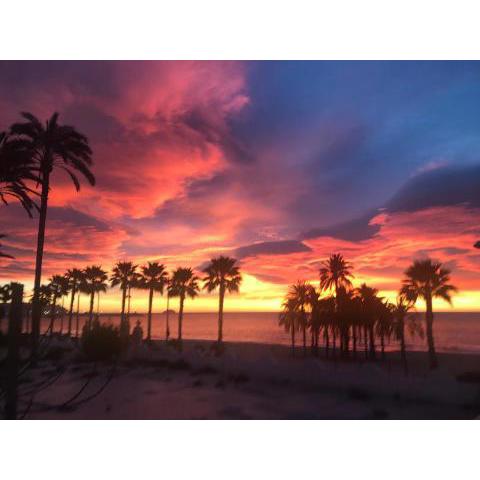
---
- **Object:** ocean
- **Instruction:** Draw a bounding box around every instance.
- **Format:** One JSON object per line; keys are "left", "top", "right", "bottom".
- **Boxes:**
{"left": 33, "top": 310, "right": 480, "bottom": 354}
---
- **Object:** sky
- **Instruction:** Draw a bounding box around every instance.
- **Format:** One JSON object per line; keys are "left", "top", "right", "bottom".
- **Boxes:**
{"left": 1, "top": 60, "right": 480, "bottom": 312}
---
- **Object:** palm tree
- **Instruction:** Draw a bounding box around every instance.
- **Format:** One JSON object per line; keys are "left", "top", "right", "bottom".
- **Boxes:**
{"left": 110, "top": 261, "right": 138, "bottom": 337}
{"left": 376, "top": 299, "right": 394, "bottom": 360}
{"left": 400, "top": 258, "right": 457, "bottom": 369}
{"left": 391, "top": 295, "right": 414, "bottom": 373}
{"left": 279, "top": 297, "right": 299, "bottom": 355}
{"left": 355, "top": 283, "right": 380, "bottom": 359}
{"left": 82, "top": 266, "right": 108, "bottom": 330}
{"left": 202, "top": 256, "right": 242, "bottom": 343}
{"left": 10, "top": 112, "right": 95, "bottom": 352}
{"left": 138, "top": 262, "right": 168, "bottom": 341}
{"left": 35, "top": 284, "right": 52, "bottom": 333}
{"left": 285, "top": 281, "right": 311, "bottom": 356}
{"left": 65, "top": 268, "right": 83, "bottom": 337}
{"left": 0, "top": 130, "right": 38, "bottom": 216}
{"left": 47, "top": 275, "right": 68, "bottom": 334}
{"left": 168, "top": 267, "right": 199, "bottom": 344}
{"left": 319, "top": 253, "right": 353, "bottom": 353}
{"left": 319, "top": 253, "right": 353, "bottom": 296}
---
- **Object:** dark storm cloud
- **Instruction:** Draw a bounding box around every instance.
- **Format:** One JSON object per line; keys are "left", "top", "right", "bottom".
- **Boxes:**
{"left": 235, "top": 240, "right": 312, "bottom": 259}
{"left": 386, "top": 164, "right": 480, "bottom": 212}
{"left": 302, "top": 211, "right": 380, "bottom": 242}
{"left": 181, "top": 108, "right": 254, "bottom": 164}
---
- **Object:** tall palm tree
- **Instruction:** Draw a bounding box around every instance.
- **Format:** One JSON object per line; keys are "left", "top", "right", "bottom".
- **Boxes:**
{"left": 279, "top": 297, "right": 299, "bottom": 355}
{"left": 0, "top": 130, "right": 38, "bottom": 216}
{"left": 47, "top": 275, "right": 68, "bottom": 335}
{"left": 355, "top": 283, "right": 380, "bottom": 359}
{"left": 285, "top": 281, "right": 311, "bottom": 356}
{"left": 202, "top": 256, "right": 242, "bottom": 343}
{"left": 10, "top": 112, "right": 95, "bottom": 351}
{"left": 319, "top": 253, "right": 353, "bottom": 297}
{"left": 168, "top": 267, "right": 199, "bottom": 344}
{"left": 138, "top": 262, "right": 168, "bottom": 341}
{"left": 319, "top": 253, "right": 354, "bottom": 353}
{"left": 110, "top": 261, "right": 138, "bottom": 337}
{"left": 391, "top": 295, "right": 414, "bottom": 374}
{"left": 35, "top": 284, "right": 52, "bottom": 333}
{"left": 65, "top": 268, "right": 83, "bottom": 337}
{"left": 400, "top": 258, "right": 457, "bottom": 369}
{"left": 82, "top": 266, "right": 108, "bottom": 330}
{"left": 376, "top": 299, "right": 394, "bottom": 360}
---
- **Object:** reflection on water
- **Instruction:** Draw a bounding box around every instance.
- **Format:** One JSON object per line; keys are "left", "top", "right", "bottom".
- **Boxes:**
{"left": 31, "top": 311, "right": 480, "bottom": 354}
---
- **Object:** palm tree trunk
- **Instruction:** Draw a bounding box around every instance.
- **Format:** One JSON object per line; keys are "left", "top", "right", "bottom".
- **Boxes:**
{"left": 364, "top": 325, "right": 368, "bottom": 358}
{"left": 75, "top": 293, "right": 80, "bottom": 337}
{"left": 400, "top": 321, "right": 408, "bottom": 374}
{"left": 68, "top": 286, "right": 76, "bottom": 337}
{"left": 147, "top": 287, "right": 153, "bottom": 341}
{"left": 380, "top": 333, "right": 385, "bottom": 360}
{"left": 120, "top": 286, "right": 128, "bottom": 338}
{"left": 332, "top": 327, "right": 336, "bottom": 357}
{"left": 425, "top": 294, "right": 438, "bottom": 369}
{"left": 324, "top": 327, "right": 329, "bottom": 358}
{"left": 291, "top": 324, "right": 295, "bottom": 356}
{"left": 165, "top": 292, "right": 170, "bottom": 342}
{"left": 369, "top": 324, "right": 376, "bottom": 359}
{"left": 302, "top": 324, "right": 307, "bottom": 356}
{"left": 60, "top": 297, "right": 65, "bottom": 334}
{"left": 218, "top": 284, "right": 225, "bottom": 343}
{"left": 178, "top": 294, "right": 184, "bottom": 342}
{"left": 88, "top": 292, "right": 94, "bottom": 330}
{"left": 352, "top": 325, "right": 357, "bottom": 357}
{"left": 49, "top": 295, "right": 57, "bottom": 335}
{"left": 31, "top": 174, "right": 50, "bottom": 357}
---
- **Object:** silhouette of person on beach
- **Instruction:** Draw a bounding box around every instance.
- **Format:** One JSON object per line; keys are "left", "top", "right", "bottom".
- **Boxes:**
{"left": 132, "top": 320, "right": 143, "bottom": 346}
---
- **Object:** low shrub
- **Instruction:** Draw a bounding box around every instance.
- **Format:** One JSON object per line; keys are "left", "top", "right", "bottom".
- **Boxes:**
{"left": 81, "top": 322, "right": 123, "bottom": 362}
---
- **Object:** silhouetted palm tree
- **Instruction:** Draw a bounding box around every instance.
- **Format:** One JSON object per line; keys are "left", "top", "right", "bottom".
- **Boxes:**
{"left": 279, "top": 297, "right": 299, "bottom": 355}
{"left": 110, "top": 261, "right": 138, "bottom": 337}
{"left": 168, "top": 267, "right": 199, "bottom": 344}
{"left": 391, "top": 295, "right": 414, "bottom": 373}
{"left": 202, "top": 256, "right": 242, "bottom": 343}
{"left": 376, "top": 299, "right": 394, "bottom": 360}
{"left": 319, "top": 253, "right": 353, "bottom": 296}
{"left": 11, "top": 113, "right": 94, "bottom": 352}
{"left": 36, "top": 284, "right": 52, "bottom": 332}
{"left": 47, "top": 275, "right": 68, "bottom": 334}
{"left": 138, "top": 262, "right": 168, "bottom": 341}
{"left": 65, "top": 268, "right": 83, "bottom": 337}
{"left": 400, "top": 258, "right": 457, "bottom": 369}
{"left": 0, "top": 130, "right": 38, "bottom": 216}
{"left": 355, "top": 283, "right": 380, "bottom": 359}
{"left": 285, "top": 281, "right": 311, "bottom": 356}
{"left": 82, "top": 266, "right": 108, "bottom": 330}
{"left": 319, "top": 253, "right": 354, "bottom": 353}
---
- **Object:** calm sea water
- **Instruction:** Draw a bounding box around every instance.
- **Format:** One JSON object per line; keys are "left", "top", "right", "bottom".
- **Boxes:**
{"left": 34, "top": 311, "right": 480, "bottom": 354}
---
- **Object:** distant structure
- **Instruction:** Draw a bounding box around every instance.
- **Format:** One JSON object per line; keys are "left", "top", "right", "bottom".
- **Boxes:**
{"left": 475, "top": 241, "right": 480, "bottom": 249}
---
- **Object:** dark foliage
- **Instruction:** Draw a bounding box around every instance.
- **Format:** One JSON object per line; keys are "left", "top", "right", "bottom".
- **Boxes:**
{"left": 81, "top": 322, "right": 123, "bottom": 362}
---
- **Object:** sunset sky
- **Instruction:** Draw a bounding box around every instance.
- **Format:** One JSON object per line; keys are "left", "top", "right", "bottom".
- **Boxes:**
{"left": 1, "top": 60, "right": 480, "bottom": 312}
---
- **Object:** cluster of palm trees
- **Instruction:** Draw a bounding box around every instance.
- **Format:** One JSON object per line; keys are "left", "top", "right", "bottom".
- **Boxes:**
{"left": 279, "top": 253, "right": 456, "bottom": 370}
{"left": 0, "top": 111, "right": 245, "bottom": 352}
{"left": 0, "top": 112, "right": 95, "bottom": 358}
{"left": 22, "top": 255, "right": 242, "bottom": 346}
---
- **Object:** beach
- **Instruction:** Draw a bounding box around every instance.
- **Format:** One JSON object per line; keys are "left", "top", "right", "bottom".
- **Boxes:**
{"left": 11, "top": 338, "right": 480, "bottom": 420}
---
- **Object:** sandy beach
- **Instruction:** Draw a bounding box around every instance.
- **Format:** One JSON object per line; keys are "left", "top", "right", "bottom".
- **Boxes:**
{"left": 7, "top": 338, "right": 479, "bottom": 420}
